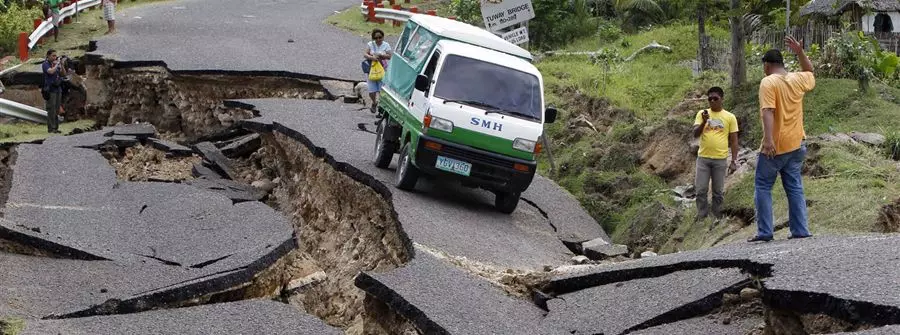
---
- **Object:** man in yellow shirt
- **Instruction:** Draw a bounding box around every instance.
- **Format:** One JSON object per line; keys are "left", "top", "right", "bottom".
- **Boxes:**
{"left": 693, "top": 86, "right": 739, "bottom": 222}
{"left": 748, "top": 36, "right": 815, "bottom": 242}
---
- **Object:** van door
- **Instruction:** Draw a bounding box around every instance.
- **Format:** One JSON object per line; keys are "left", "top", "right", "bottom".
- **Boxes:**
{"left": 409, "top": 49, "right": 442, "bottom": 124}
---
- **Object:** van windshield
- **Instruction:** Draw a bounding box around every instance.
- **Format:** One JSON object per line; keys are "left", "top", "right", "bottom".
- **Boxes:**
{"left": 432, "top": 55, "right": 542, "bottom": 121}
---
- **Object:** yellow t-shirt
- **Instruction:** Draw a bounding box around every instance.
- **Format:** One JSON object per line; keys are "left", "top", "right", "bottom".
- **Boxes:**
{"left": 759, "top": 71, "right": 815, "bottom": 155}
{"left": 694, "top": 109, "right": 739, "bottom": 159}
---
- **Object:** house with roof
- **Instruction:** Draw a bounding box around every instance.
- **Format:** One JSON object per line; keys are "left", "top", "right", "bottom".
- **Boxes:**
{"left": 800, "top": 0, "right": 900, "bottom": 51}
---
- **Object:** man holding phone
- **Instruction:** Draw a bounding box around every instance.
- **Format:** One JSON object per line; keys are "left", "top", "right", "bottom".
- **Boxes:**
{"left": 692, "top": 86, "right": 739, "bottom": 223}
{"left": 42, "top": 49, "right": 66, "bottom": 134}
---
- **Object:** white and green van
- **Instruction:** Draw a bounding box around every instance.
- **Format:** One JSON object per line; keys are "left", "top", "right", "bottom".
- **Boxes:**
{"left": 372, "top": 14, "right": 557, "bottom": 214}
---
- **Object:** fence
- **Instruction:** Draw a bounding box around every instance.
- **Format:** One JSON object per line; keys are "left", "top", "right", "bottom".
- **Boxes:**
{"left": 750, "top": 24, "right": 899, "bottom": 53}
{"left": 358, "top": 0, "right": 452, "bottom": 26}
{"left": 17, "top": 0, "right": 103, "bottom": 61}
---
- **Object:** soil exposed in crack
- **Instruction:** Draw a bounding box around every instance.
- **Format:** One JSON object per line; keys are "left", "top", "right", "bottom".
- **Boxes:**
{"left": 228, "top": 132, "right": 413, "bottom": 333}
{"left": 102, "top": 145, "right": 201, "bottom": 182}
{"left": 82, "top": 62, "right": 328, "bottom": 142}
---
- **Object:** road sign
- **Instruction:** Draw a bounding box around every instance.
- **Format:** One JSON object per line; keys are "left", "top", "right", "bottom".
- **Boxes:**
{"left": 480, "top": 0, "right": 535, "bottom": 32}
{"left": 501, "top": 26, "right": 529, "bottom": 45}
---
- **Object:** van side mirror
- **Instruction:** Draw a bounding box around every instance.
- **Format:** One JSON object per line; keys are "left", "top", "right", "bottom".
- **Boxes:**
{"left": 415, "top": 74, "right": 429, "bottom": 92}
{"left": 544, "top": 106, "right": 558, "bottom": 124}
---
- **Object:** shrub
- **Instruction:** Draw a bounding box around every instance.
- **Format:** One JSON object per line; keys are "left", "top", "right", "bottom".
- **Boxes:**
{"left": 0, "top": 3, "right": 43, "bottom": 56}
{"left": 597, "top": 20, "right": 623, "bottom": 43}
{"left": 885, "top": 130, "right": 900, "bottom": 161}
{"left": 817, "top": 30, "right": 900, "bottom": 91}
{"left": 447, "top": 0, "right": 482, "bottom": 26}
{"left": 530, "top": 0, "right": 597, "bottom": 50}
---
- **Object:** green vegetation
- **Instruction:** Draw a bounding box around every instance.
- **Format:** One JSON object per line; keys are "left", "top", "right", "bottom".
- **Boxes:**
{"left": 539, "top": 24, "right": 729, "bottom": 120}
{"left": 538, "top": 21, "right": 900, "bottom": 253}
{"left": 326, "top": 0, "right": 449, "bottom": 37}
{"left": 325, "top": 0, "right": 900, "bottom": 254}
{"left": 0, "top": 2, "right": 43, "bottom": 56}
{"left": 0, "top": 119, "right": 96, "bottom": 143}
{"left": 0, "top": 317, "right": 25, "bottom": 335}
{"left": 629, "top": 130, "right": 900, "bottom": 254}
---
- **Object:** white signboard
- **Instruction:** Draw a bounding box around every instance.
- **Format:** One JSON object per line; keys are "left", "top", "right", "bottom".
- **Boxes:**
{"left": 501, "top": 27, "right": 529, "bottom": 45}
{"left": 480, "top": 0, "right": 535, "bottom": 32}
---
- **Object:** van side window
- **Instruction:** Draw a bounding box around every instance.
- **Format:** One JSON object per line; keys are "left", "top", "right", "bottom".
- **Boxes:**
{"left": 423, "top": 51, "right": 440, "bottom": 79}
{"left": 402, "top": 27, "right": 438, "bottom": 69}
{"left": 395, "top": 23, "right": 416, "bottom": 57}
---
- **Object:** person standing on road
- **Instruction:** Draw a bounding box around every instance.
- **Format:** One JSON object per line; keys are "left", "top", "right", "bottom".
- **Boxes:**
{"left": 45, "top": 0, "right": 62, "bottom": 42}
{"left": 692, "top": 86, "right": 739, "bottom": 223}
{"left": 103, "top": 0, "right": 117, "bottom": 35}
{"left": 42, "top": 49, "right": 66, "bottom": 134}
{"left": 363, "top": 28, "right": 391, "bottom": 114}
{"left": 748, "top": 36, "right": 815, "bottom": 242}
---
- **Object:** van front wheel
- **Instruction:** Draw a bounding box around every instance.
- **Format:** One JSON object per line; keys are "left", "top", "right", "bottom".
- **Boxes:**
{"left": 494, "top": 191, "right": 520, "bottom": 214}
{"left": 395, "top": 142, "right": 420, "bottom": 191}
{"left": 373, "top": 119, "right": 396, "bottom": 169}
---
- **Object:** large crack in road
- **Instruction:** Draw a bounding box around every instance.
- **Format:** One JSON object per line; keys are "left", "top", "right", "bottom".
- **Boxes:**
{"left": 3, "top": 0, "right": 900, "bottom": 330}
{"left": 3, "top": 55, "right": 900, "bottom": 335}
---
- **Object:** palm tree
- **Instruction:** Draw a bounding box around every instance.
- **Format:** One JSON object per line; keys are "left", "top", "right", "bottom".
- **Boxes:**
{"left": 615, "top": 0, "right": 665, "bottom": 29}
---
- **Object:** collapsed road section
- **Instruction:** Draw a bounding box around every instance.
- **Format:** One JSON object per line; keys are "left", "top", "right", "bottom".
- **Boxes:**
{"left": 1, "top": 57, "right": 609, "bottom": 334}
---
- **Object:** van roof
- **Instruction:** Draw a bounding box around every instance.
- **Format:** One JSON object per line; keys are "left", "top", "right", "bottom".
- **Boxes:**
{"left": 409, "top": 14, "right": 533, "bottom": 61}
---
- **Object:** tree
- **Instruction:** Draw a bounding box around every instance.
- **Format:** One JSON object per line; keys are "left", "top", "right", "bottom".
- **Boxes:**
{"left": 698, "top": 1, "right": 711, "bottom": 71}
{"left": 730, "top": 0, "right": 746, "bottom": 90}
{"left": 615, "top": 0, "right": 665, "bottom": 30}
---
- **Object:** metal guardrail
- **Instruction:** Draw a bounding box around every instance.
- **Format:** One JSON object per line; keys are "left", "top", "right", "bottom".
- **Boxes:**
{"left": 28, "top": 0, "right": 103, "bottom": 50}
{"left": 0, "top": 98, "right": 55, "bottom": 124}
{"left": 358, "top": 4, "right": 415, "bottom": 23}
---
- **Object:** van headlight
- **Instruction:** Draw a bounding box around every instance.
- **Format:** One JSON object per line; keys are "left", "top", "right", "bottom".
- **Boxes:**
{"left": 513, "top": 138, "right": 536, "bottom": 152}
{"left": 430, "top": 116, "right": 454, "bottom": 132}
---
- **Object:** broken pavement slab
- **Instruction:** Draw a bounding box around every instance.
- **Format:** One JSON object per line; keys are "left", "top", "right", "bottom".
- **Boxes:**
{"left": 220, "top": 133, "right": 261, "bottom": 158}
{"left": 355, "top": 249, "right": 557, "bottom": 334}
{"left": 582, "top": 239, "right": 628, "bottom": 260}
{"left": 630, "top": 314, "right": 763, "bottom": 335}
{"left": 22, "top": 299, "right": 342, "bottom": 335}
{"left": 193, "top": 141, "right": 238, "bottom": 180}
{"left": 546, "top": 235, "right": 900, "bottom": 327}
{"left": 320, "top": 79, "right": 360, "bottom": 102}
{"left": 149, "top": 138, "right": 195, "bottom": 156}
{"left": 0, "top": 132, "right": 297, "bottom": 319}
{"left": 104, "top": 123, "right": 158, "bottom": 139}
{"left": 542, "top": 267, "right": 748, "bottom": 335}
{"left": 192, "top": 163, "right": 224, "bottom": 179}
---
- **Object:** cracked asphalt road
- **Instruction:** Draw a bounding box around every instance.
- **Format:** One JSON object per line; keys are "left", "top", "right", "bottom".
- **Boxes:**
{"left": 5, "top": 0, "right": 899, "bottom": 333}
{"left": 238, "top": 98, "right": 607, "bottom": 270}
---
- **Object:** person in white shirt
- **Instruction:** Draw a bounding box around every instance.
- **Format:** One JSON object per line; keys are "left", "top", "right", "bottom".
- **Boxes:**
{"left": 363, "top": 29, "right": 392, "bottom": 113}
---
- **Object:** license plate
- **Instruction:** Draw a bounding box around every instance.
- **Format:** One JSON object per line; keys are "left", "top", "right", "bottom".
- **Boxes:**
{"left": 435, "top": 156, "right": 472, "bottom": 176}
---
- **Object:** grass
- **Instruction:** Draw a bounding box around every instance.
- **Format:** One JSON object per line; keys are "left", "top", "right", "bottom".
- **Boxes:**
{"left": 537, "top": 21, "right": 900, "bottom": 252}
{"left": 325, "top": 0, "right": 449, "bottom": 37}
{"left": 663, "top": 141, "right": 900, "bottom": 252}
{"left": 727, "top": 77, "right": 900, "bottom": 149}
{"left": 0, "top": 119, "right": 96, "bottom": 143}
{"left": 0, "top": 317, "right": 25, "bottom": 335}
{"left": 538, "top": 24, "right": 729, "bottom": 121}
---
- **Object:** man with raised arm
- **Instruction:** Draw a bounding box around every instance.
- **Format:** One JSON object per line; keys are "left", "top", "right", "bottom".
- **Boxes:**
{"left": 748, "top": 36, "right": 815, "bottom": 242}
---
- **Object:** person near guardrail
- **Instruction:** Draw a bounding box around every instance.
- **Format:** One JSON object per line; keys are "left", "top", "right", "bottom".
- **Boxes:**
{"left": 103, "top": 0, "right": 117, "bottom": 34}
{"left": 45, "top": 0, "right": 63, "bottom": 42}
{"left": 363, "top": 28, "right": 391, "bottom": 114}
{"left": 42, "top": 49, "right": 67, "bottom": 133}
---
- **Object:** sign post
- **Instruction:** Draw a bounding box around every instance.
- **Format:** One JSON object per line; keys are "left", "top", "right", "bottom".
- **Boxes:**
{"left": 480, "top": 0, "right": 535, "bottom": 33}
{"left": 500, "top": 26, "right": 529, "bottom": 45}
